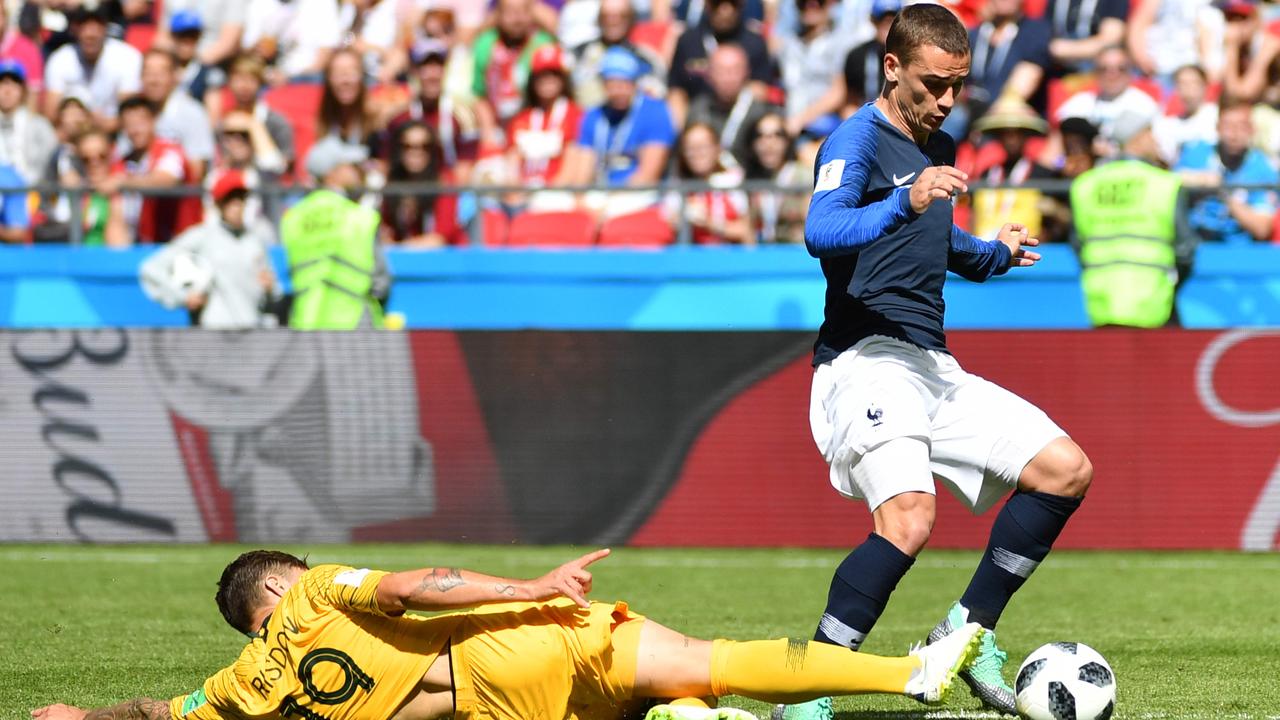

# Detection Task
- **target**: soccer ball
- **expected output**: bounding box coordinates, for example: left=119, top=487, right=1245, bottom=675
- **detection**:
left=1014, top=642, right=1116, bottom=720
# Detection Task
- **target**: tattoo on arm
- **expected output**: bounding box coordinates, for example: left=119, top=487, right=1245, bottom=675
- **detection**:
left=493, top=584, right=516, bottom=597
left=84, top=699, right=171, bottom=720
left=415, top=568, right=465, bottom=595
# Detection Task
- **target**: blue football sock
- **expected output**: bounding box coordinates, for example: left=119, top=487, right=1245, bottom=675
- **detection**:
left=960, top=490, right=1082, bottom=629
left=814, top=532, right=914, bottom=650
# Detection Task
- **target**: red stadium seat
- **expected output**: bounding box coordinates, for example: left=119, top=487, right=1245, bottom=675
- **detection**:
left=629, top=20, right=672, bottom=56
left=479, top=209, right=510, bottom=247
left=263, top=83, right=323, bottom=182
left=598, top=209, right=675, bottom=247
left=124, top=24, right=157, bottom=53
left=508, top=210, right=597, bottom=247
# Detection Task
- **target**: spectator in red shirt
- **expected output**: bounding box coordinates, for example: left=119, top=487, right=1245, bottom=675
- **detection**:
left=386, top=39, right=480, bottom=184
left=104, top=96, right=203, bottom=244
left=665, top=121, right=752, bottom=245
left=507, top=45, right=582, bottom=188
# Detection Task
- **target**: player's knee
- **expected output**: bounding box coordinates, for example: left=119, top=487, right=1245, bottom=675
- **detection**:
left=875, top=501, right=935, bottom=555
left=1027, top=440, right=1092, bottom=498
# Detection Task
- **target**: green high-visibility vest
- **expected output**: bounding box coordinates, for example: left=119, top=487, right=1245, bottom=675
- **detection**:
left=1070, top=160, right=1181, bottom=328
left=281, top=190, right=384, bottom=330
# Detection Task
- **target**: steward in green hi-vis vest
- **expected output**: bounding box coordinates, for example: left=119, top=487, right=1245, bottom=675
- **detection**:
left=281, top=189, right=385, bottom=329
left=1070, top=159, right=1185, bottom=328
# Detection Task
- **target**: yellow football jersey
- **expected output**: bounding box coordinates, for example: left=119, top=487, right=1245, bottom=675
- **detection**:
left=170, top=564, right=462, bottom=720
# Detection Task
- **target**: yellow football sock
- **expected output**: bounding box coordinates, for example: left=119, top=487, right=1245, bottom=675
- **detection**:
left=709, top=638, right=919, bottom=703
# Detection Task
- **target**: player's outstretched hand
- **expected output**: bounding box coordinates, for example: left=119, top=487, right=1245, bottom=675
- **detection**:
left=909, top=166, right=968, bottom=214
left=530, top=548, right=610, bottom=608
left=31, top=705, right=86, bottom=720
left=996, top=222, right=1041, bottom=269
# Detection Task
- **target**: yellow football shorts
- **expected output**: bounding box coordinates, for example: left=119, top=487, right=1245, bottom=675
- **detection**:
left=449, top=598, right=647, bottom=720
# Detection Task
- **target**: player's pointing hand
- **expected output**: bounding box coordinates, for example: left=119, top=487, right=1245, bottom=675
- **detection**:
left=995, top=223, right=1042, bottom=269
left=531, top=548, right=611, bottom=608
left=909, top=166, right=968, bottom=214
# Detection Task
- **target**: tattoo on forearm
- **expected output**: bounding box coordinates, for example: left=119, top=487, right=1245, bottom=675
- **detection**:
left=494, top=584, right=516, bottom=597
left=415, top=567, right=465, bottom=595
left=84, top=699, right=170, bottom=720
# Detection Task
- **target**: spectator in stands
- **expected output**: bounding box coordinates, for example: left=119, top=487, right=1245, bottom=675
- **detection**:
left=1126, top=0, right=1215, bottom=87
left=46, top=97, right=91, bottom=189
left=743, top=110, right=809, bottom=244
left=400, top=5, right=475, bottom=104
left=1055, top=46, right=1160, bottom=152
left=381, top=120, right=466, bottom=246
left=0, top=59, right=56, bottom=185
left=165, top=11, right=218, bottom=105
left=140, top=170, right=281, bottom=328
left=1177, top=98, right=1280, bottom=244
left=780, top=0, right=855, bottom=144
left=1152, top=64, right=1219, bottom=167
left=668, top=0, right=771, bottom=127
left=220, top=55, right=296, bottom=173
left=0, top=6, right=43, bottom=97
left=1222, top=0, right=1280, bottom=104
left=842, top=0, right=897, bottom=113
left=386, top=39, right=479, bottom=184
left=208, top=111, right=289, bottom=229
left=966, top=0, right=1053, bottom=122
left=1045, top=0, right=1128, bottom=76
left=140, top=49, right=215, bottom=179
left=686, top=44, right=773, bottom=168
left=0, top=154, right=30, bottom=243
left=561, top=47, right=676, bottom=217
left=673, top=0, right=765, bottom=26
left=106, top=95, right=203, bottom=244
left=43, top=6, right=143, bottom=131
left=969, top=96, right=1057, bottom=242
left=157, top=0, right=246, bottom=69
left=339, top=0, right=402, bottom=83
left=506, top=45, right=582, bottom=210
left=571, top=0, right=668, bottom=109
left=69, top=129, right=128, bottom=246
left=282, top=136, right=391, bottom=329
left=243, top=0, right=343, bottom=82
left=318, top=48, right=385, bottom=177
left=472, top=0, right=556, bottom=138
left=665, top=121, right=751, bottom=244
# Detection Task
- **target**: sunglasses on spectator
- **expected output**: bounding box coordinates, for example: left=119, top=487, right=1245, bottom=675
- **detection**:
left=221, top=129, right=251, bottom=140
left=401, top=141, right=432, bottom=150
left=756, top=129, right=787, bottom=139
left=1097, top=64, right=1128, bottom=73
left=80, top=152, right=109, bottom=164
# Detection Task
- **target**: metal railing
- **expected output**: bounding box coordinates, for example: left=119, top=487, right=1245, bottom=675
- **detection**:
left=21, top=178, right=1278, bottom=247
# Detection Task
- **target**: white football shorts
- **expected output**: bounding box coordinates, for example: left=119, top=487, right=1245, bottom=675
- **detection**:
left=809, top=335, right=1067, bottom=514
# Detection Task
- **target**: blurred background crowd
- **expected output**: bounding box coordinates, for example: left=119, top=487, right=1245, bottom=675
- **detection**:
left=0, top=0, right=1277, bottom=253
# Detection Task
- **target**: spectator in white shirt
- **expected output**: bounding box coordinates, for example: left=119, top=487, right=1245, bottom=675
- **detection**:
left=0, top=59, right=57, bottom=185
left=1055, top=46, right=1160, bottom=151
left=243, top=0, right=343, bottom=82
left=140, top=49, right=216, bottom=179
left=42, top=6, right=143, bottom=132
left=1152, top=64, right=1219, bottom=166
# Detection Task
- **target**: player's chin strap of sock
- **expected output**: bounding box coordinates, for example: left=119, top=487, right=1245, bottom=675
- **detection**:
left=814, top=532, right=914, bottom=650
left=961, top=490, right=1083, bottom=629
left=709, top=638, right=918, bottom=704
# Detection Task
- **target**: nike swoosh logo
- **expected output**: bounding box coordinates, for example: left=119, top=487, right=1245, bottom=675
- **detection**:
left=893, top=172, right=916, bottom=186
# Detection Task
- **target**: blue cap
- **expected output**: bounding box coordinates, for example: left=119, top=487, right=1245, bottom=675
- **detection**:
left=599, top=46, right=642, bottom=82
left=170, top=10, right=203, bottom=34
left=0, top=59, right=26, bottom=83
left=871, top=0, right=902, bottom=18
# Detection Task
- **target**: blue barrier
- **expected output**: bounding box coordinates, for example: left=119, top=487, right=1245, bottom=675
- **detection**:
left=0, top=244, right=1276, bottom=328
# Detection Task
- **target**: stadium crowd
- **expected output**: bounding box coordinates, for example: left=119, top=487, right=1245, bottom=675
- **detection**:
left=0, top=0, right=1277, bottom=249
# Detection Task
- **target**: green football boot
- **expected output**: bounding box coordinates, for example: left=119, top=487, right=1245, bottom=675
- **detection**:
left=768, top=697, right=832, bottom=720
left=927, top=602, right=1017, bottom=715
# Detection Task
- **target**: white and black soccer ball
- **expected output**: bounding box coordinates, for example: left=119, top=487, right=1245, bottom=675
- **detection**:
left=1015, top=642, right=1116, bottom=720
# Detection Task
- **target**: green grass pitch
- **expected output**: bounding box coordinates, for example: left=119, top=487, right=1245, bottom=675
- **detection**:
left=3, top=544, right=1278, bottom=719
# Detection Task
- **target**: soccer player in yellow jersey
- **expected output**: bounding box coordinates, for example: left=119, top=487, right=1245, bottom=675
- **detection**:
left=32, top=548, right=985, bottom=720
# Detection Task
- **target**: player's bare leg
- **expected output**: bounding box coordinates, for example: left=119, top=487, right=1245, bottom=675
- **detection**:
left=872, top=491, right=937, bottom=557
left=631, top=617, right=984, bottom=719
left=931, top=436, right=1093, bottom=715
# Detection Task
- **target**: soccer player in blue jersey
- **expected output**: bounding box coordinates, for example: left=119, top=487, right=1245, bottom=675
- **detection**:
left=777, top=5, right=1093, bottom=719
